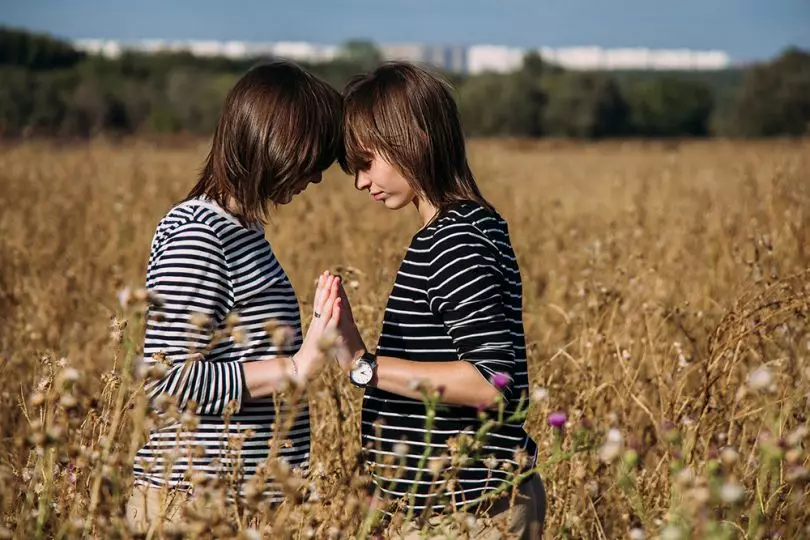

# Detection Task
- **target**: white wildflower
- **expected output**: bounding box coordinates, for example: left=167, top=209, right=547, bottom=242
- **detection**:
left=629, top=528, right=645, bottom=540
left=786, top=425, right=808, bottom=447
left=599, top=428, right=623, bottom=463
left=393, top=442, right=409, bottom=457
left=661, top=525, right=684, bottom=540
left=531, top=386, right=549, bottom=403
left=58, top=367, right=80, bottom=385
left=747, top=366, right=773, bottom=391
left=720, top=447, right=739, bottom=466
left=720, top=482, right=745, bottom=504
left=117, top=286, right=132, bottom=309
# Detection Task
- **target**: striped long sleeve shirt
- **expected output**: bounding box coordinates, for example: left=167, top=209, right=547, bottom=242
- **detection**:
left=133, top=198, right=309, bottom=499
left=363, top=201, right=538, bottom=512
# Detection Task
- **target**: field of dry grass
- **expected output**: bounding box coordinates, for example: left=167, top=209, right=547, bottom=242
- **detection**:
left=0, top=139, right=808, bottom=539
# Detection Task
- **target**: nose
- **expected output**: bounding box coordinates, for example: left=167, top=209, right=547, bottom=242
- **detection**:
left=355, top=171, right=371, bottom=191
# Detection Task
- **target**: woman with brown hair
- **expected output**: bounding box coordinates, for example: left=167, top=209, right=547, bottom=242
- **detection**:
left=127, top=60, right=344, bottom=532
left=330, top=62, right=546, bottom=538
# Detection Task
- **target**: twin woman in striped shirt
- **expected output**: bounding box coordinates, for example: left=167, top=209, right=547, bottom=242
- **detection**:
left=128, top=60, right=545, bottom=538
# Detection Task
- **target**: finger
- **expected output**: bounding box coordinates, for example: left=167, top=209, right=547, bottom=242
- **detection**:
left=314, top=274, right=333, bottom=316
left=320, top=292, right=337, bottom=329
left=326, top=286, right=340, bottom=318
left=330, top=277, right=340, bottom=298
left=322, top=276, right=337, bottom=307
left=313, top=272, right=327, bottom=307
left=324, top=298, right=340, bottom=332
left=337, top=282, right=352, bottom=312
left=326, top=297, right=341, bottom=330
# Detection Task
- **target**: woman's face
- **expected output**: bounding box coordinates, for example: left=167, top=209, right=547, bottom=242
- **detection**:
left=354, top=151, right=415, bottom=210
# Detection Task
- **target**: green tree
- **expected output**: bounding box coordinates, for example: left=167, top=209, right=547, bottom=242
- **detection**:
left=0, top=26, right=83, bottom=69
left=729, top=48, right=810, bottom=136
left=0, top=68, right=34, bottom=135
left=457, top=54, right=550, bottom=137
left=544, top=72, right=628, bottom=138
left=626, top=77, right=714, bottom=136
left=458, top=71, right=546, bottom=137
left=336, top=40, right=383, bottom=71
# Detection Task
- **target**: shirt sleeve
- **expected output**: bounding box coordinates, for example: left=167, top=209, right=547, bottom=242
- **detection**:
left=142, top=220, right=245, bottom=416
left=425, top=222, right=516, bottom=401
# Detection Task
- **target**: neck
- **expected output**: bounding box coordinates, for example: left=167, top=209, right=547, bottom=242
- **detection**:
left=413, top=196, right=438, bottom=227
left=224, top=196, right=241, bottom=215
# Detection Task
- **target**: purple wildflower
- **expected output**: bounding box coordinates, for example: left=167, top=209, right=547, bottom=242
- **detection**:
left=491, top=372, right=511, bottom=390
left=548, top=411, right=567, bottom=429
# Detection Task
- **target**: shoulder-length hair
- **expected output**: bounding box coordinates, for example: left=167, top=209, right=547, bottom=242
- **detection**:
left=339, top=61, right=493, bottom=214
left=188, top=60, right=342, bottom=224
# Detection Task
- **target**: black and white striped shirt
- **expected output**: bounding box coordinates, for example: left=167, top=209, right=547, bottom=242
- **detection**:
left=133, top=197, right=309, bottom=499
left=363, top=201, right=537, bottom=512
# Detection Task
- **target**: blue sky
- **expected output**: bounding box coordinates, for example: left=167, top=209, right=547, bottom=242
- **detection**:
left=2, top=0, right=808, bottom=61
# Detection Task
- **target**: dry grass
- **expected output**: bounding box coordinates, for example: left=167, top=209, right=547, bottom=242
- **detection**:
left=0, top=138, right=808, bottom=539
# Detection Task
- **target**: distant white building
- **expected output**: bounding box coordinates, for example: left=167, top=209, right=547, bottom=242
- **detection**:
left=603, top=48, right=653, bottom=70
left=381, top=43, right=467, bottom=72
left=553, top=46, right=604, bottom=70
left=467, top=45, right=524, bottom=74
left=380, top=43, right=424, bottom=63
left=268, top=41, right=337, bottom=62
left=692, top=50, right=731, bottom=70
left=72, top=38, right=732, bottom=73
left=74, top=39, right=123, bottom=58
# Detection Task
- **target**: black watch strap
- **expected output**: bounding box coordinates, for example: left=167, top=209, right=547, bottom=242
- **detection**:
left=362, top=350, right=377, bottom=368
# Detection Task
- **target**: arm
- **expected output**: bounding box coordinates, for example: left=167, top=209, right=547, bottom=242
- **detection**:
left=243, top=272, right=341, bottom=397
left=144, top=225, right=339, bottom=414
left=332, top=224, right=513, bottom=409
left=369, top=356, right=500, bottom=406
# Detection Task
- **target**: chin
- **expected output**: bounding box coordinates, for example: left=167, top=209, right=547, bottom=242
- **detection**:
left=383, top=196, right=412, bottom=210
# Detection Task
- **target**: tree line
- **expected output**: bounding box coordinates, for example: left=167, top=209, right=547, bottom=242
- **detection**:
left=1, top=27, right=808, bottom=139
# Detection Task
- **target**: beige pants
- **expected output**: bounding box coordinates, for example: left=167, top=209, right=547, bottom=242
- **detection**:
left=393, top=475, right=546, bottom=539
left=126, top=484, right=190, bottom=535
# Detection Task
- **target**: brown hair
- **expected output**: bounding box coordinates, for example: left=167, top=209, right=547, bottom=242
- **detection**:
left=187, top=60, right=342, bottom=224
left=339, top=61, right=493, bottom=214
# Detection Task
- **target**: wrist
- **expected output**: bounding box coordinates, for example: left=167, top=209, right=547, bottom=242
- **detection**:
left=370, top=357, right=379, bottom=387
left=337, top=339, right=367, bottom=374
left=289, top=352, right=304, bottom=382
left=349, top=351, right=378, bottom=388
left=349, top=338, right=366, bottom=360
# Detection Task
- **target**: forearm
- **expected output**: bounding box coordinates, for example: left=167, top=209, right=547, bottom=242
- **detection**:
left=241, top=356, right=297, bottom=399
left=372, top=355, right=501, bottom=408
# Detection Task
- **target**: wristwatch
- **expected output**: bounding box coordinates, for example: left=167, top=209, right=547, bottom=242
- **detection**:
left=350, top=351, right=377, bottom=388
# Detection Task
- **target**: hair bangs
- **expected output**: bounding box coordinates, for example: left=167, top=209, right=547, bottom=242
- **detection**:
left=340, top=78, right=392, bottom=175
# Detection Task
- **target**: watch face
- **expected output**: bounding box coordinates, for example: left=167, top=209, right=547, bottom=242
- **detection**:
left=352, top=361, right=374, bottom=385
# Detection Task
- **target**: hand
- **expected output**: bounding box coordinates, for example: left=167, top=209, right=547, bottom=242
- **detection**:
left=333, top=276, right=367, bottom=373
left=293, top=272, right=341, bottom=381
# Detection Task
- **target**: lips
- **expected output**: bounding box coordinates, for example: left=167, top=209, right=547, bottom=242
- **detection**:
left=371, top=191, right=385, bottom=201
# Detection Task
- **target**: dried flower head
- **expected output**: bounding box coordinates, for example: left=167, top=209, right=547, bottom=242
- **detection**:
left=272, top=326, right=294, bottom=349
